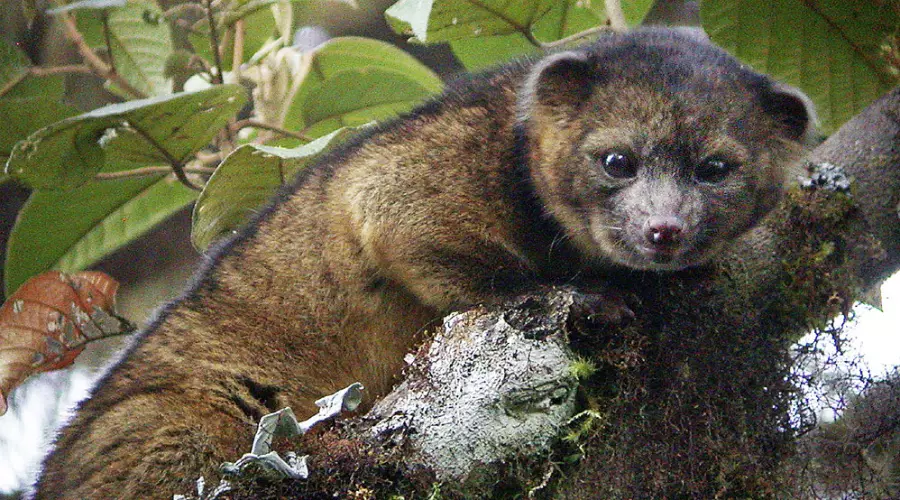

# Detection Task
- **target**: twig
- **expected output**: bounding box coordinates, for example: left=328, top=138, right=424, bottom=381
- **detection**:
left=231, top=119, right=315, bottom=142
left=0, top=72, right=27, bottom=99
left=204, top=0, right=225, bottom=85
left=163, top=2, right=205, bottom=20
left=232, top=19, right=245, bottom=79
left=101, top=11, right=117, bottom=75
left=227, top=19, right=245, bottom=145
left=0, top=65, right=95, bottom=99
left=61, top=14, right=146, bottom=99
left=195, top=150, right=223, bottom=165
left=604, top=0, right=628, bottom=32
left=466, top=0, right=544, bottom=47
left=94, top=165, right=215, bottom=181
left=541, top=25, right=612, bottom=49
left=127, top=122, right=203, bottom=190
left=30, top=64, right=93, bottom=76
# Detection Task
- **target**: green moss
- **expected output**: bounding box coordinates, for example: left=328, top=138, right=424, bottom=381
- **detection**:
left=568, top=356, right=597, bottom=380
left=561, top=409, right=605, bottom=446
left=762, top=186, right=871, bottom=336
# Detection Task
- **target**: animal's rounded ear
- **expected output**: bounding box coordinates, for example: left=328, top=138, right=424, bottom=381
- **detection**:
left=762, top=83, right=818, bottom=145
left=518, top=51, right=595, bottom=120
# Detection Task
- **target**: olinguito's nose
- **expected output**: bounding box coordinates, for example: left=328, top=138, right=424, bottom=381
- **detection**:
left=644, top=216, right=684, bottom=246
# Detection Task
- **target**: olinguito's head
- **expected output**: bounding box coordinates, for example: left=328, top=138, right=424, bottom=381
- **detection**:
left=518, top=29, right=814, bottom=271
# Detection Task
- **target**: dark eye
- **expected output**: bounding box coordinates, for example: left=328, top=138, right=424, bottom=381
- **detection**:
left=599, top=151, right=637, bottom=179
left=695, top=157, right=738, bottom=184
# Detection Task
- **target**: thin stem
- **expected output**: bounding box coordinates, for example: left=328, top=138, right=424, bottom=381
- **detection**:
left=0, top=65, right=96, bottom=99
left=61, top=15, right=146, bottom=99
left=30, top=64, right=93, bottom=76
left=195, top=150, right=223, bottom=165
left=127, top=122, right=203, bottom=190
left=466, top=0, right=543, bottom=47
left=204, top=0, right=225, bottom=85
left=231, top=119, right=315, bottom=142
left=94, top=165, right=215, bottom=181
left=202, top=0, right=234, bottom=150
left=541, top=25, right=612, bottom=49
left=163, top=2, right=205, bottom=20
left=101, top=11, right=116, bottom=75
left=604, top=0, right=628, bottom=32
left=175, top=18, right=205, bottom=37
left=232, top=19, right=245, bottom=79
left=0, top=72, right=27, bottom=99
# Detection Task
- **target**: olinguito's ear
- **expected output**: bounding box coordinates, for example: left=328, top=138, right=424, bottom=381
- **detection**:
left=518, top=50, right=595, bottom=121
left=762, top=82, right=818, bottom=145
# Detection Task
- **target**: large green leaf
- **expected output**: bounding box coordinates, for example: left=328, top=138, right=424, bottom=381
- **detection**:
left=0, top=98, right=78, bottom=166
left=447, top=33, right=536, bottom=71
left=72, top=0, right=173, bottom=96
left=702, top=0, right=899, bottom=133
left=386, top=0, right=609, bottom=70
left=191, top=126, right=360, bottom=250
left=386, top=0, right=605, bottom=44
left=46, top=0, right=127, bottom=15
left=622, top=0, right=654, bottom=26
left=5, top=85, right=247, bottom=190
left=282, top=37, right=442, bottom=137
left=4, top=175, right=197, bottom=296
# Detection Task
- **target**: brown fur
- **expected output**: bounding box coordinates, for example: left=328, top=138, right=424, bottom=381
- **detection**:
left=34, top=29, right=811, bottom=498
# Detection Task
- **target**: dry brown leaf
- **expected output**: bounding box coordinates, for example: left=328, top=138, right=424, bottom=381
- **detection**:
left=0, top=271, right=134, bottom=415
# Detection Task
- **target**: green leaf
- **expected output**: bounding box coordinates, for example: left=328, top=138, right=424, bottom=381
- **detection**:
left=75, top=0, right=173, bottom=96
left=701, top=0, right=899, bottom=133
left=385, top=0, right=605, bottom=45
left=448, top=33, right=536, bottom=71
left=0, top=38, right=31, bottom=92
left=621, top=0, right=654, bottom=26
left=6, top=85, right=247, bottom=190
left=0, top=97, right=78, bottom=166
left=282, top=37, right=442, bottom=137
left=46, top=0, right=127, bottom=15
left=191, top=126, right=362, bottom=250
left=4, top=175, right=197, bottom=296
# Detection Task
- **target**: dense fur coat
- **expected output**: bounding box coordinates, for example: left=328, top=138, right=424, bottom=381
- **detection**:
left=35, top=29, right=811, bottom=498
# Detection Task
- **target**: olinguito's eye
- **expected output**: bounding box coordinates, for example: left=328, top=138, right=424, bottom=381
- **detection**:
left=600, top=151, right=637, bottom=179
left=695, top=157, right=738, bottom=184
